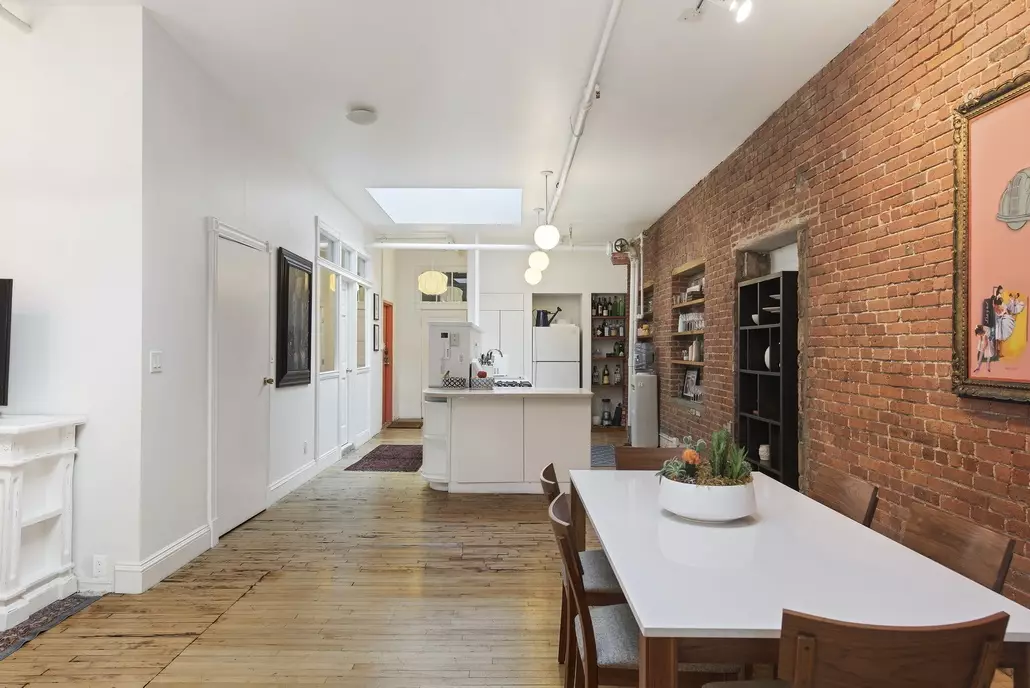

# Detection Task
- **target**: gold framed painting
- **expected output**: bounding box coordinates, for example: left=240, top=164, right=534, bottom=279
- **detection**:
left=953, top=72, right=1030, bottom=402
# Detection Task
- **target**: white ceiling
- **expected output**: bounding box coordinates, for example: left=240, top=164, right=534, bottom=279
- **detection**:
left=128, top=0, right=894, bottom=241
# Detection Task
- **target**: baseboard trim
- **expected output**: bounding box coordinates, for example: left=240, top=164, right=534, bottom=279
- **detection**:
left=267, top=459, right=317, bottom=505
left=113, top=524, right=211, bottom=594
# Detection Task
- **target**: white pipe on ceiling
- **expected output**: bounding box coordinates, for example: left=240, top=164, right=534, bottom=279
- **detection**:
left=546, top=0, right=624, bottom=225
left=370, top=242, right=608, bottom=252
left=0, top=3, right=31, bottom=32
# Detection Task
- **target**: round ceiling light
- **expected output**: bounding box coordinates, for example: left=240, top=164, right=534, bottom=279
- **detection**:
left=524, top=267, right=542, bottom=286
left=528, top=251, right=550, bottom=271
left=534, top=224, right=561, bottom=251
left=417, top=270, right=448, bottom=296
left=346, top=106, right=378, bottom=125
left=735, top=0, right=753, bottom=22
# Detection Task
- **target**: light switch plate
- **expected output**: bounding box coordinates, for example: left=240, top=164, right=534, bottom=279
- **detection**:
left=149, top=350, right=163, bottom=373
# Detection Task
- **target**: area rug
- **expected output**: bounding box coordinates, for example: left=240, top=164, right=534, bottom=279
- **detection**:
left=346, top=445, right=423, bottom=472
left=387, top=418, right=423, bottom=429
left=591, top=444, right=616, bottom=468
left=0, top=594, right=101, bottom=660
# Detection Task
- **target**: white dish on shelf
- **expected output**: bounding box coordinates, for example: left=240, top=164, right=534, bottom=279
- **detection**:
left=751, top=313, right=760, bottom=325
left=762, top=306, right=781, bottom=313
left=770, top=294, right=781, bottom=301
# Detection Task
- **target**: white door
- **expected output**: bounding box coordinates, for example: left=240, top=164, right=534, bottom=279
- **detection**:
left=215, top=237, right=270, bottom=537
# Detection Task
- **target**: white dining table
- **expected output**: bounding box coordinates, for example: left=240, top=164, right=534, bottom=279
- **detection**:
left=569, top=470, right=1030, bottom=688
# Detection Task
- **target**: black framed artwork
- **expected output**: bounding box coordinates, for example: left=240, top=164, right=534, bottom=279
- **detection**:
left=373, top=293, right=381, bottom=321
left=275, top=248, right=313, bottom=387
left=373, top=324, right=380, bottom=352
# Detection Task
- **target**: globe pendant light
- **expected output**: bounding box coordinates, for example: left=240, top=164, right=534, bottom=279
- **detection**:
left=735, top=0, right=753, bottom=22
left=524, top=267, right=542, bottom=286
left=528, top=250, right=550, bottom=271
left=417, top=269, right=448, bottom=296
left=534, top=171, right=561, bottom=251
left=534, top=224, right=560, bottom=251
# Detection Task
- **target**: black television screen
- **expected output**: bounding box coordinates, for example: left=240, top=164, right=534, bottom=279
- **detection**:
left=0, top=279, right=10, bottom=407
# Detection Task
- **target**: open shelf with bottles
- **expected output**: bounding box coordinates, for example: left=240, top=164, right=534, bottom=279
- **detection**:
left=736, top=271, right=798, bottom=489
left=591, top=292, right=628, bottom=428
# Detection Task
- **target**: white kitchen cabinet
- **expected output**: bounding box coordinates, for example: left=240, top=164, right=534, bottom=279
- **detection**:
left=524, top=398, right=591, bottom=483
left=479, top=309, right=501, bottom=355
left=421, top=395, right=450, bottom=489
left=480, top=308, right=525, bottom=379
left=499, top=310, right=525, bottom=378
left=450, top=396, right=524, bottom=484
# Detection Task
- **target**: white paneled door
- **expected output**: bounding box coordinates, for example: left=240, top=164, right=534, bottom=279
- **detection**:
left=214, top=236, right=271, bottom=538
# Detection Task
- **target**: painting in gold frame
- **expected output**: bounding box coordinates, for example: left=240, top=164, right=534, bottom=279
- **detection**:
left=953, top=72, right=1030, bottom=402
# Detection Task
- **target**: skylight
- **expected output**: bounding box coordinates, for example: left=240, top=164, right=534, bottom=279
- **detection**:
left=367, top=188, right=523, bottom=225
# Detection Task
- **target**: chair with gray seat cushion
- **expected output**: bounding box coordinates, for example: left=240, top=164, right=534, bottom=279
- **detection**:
left=549, top=493, right=742, bottom=688
left=540, top=464, right=624, bottom=668
left=702, top=608, right=1008, bottom=688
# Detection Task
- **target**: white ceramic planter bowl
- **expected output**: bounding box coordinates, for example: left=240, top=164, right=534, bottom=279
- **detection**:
left=658, top=478, right=757, bottom=522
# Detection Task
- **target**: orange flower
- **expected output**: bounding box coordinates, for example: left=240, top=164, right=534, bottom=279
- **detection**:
left=681, top=448, right=702, bottom=465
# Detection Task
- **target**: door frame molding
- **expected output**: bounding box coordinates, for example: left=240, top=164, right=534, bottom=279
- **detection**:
left=312, top=217, right=368, bottom=467
left=206, top=217, right=271, bottom=548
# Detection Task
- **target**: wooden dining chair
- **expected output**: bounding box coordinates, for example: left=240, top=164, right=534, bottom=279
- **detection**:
left=540, top=464, right=624, bottom=667
left=808, top=466, right=878, bottom=527
left=614, top=446, right=683, bottom=471
left=703, top=608, right=1009, bottom=688
left=901, top=502, right=1016, bottom=593
left=549, top=493, right=741, bottom=688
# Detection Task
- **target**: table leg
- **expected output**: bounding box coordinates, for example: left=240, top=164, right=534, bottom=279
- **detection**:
left=639, top=635, right=677, bottom=688
left=1014, top=644, right=1030, bottom=688
left=570, top=479, right=586, bottom=553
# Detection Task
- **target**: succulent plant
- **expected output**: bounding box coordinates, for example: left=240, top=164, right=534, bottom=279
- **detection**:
left=658, top=429, right=752, bottom=486
left=657, top=458, right=698, bottom=483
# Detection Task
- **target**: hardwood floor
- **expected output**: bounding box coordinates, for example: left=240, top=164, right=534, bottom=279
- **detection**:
left=0, top=428, right=1010, bottom=685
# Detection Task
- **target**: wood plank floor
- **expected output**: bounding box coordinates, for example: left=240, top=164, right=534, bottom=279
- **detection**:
left=0, top=428, right=1010, bottom=686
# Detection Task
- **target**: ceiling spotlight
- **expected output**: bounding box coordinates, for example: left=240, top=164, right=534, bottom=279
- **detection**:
left=528, top=251, right=550, bottom=271
left=524, top=267, right=542, bottom=286
left=735, top=0, right=753, bottom=22
left=346, top=106, right=378, bottom=125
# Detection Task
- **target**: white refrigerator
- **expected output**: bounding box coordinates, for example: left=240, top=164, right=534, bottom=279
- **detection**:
left=533, top=325, right=581, bottom=389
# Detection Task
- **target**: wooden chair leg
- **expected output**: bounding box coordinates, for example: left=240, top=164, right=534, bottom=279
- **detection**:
left=558, top=586, right=568, bottom=664
left=574, top=655, right=586, bottom=688
left=564, top=644, right=576, bottom=688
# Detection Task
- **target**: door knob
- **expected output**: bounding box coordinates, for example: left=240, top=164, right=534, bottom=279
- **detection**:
left=263, top=377, right=275, bottom=385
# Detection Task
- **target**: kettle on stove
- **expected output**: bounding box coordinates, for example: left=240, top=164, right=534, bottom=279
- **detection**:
left=534, top=306, right=562, bottom=327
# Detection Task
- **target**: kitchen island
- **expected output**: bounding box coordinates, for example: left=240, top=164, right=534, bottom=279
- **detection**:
left=421, top=387, right=593, bottom=493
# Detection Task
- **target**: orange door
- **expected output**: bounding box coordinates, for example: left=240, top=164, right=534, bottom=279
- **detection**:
left=382, top=301, right=394, bottom=426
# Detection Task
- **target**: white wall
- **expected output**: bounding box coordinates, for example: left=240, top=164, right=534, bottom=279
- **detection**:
left=140, top=12, right=379, bottom=566
left=393, top=250, right=467, bottom=419
left=0, top=5, right=145, bottom=587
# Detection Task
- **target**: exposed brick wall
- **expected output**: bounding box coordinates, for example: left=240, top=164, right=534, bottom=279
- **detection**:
left=642, top=0, right=1030, bottom=602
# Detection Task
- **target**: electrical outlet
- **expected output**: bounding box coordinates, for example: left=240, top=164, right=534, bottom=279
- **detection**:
left=92, top=554, right=110, bottom=579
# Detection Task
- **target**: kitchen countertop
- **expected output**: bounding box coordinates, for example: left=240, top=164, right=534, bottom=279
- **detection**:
left=423, top=387, right=593, bottom=398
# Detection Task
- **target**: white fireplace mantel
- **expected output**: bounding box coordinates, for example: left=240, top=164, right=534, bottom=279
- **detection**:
left=0, top=414, right=86, bottom=630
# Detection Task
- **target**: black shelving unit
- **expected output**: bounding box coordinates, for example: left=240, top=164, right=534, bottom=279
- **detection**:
left=736, top=272, right=798, bottom=489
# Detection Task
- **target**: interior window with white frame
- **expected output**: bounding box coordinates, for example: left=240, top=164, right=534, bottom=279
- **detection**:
left=420, top=271, right=467, bottom=303
left=355, top=284, right=368, bottom=368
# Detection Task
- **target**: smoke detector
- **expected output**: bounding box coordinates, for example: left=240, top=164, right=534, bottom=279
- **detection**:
left=346, top=106, right=378, bottom=126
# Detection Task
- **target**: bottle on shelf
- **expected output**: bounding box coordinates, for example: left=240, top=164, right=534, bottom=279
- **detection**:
left=595, top=323, right=604, bottom=337
left=613, top=364, right=622, bottom=385
left=591, top=296, right=596, bottom=317
left=592, top=365, right=600, bottom=385
left=602, top=365, right=610, bottom=385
